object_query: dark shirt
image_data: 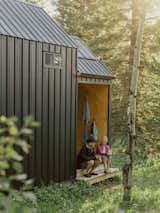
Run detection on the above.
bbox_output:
[77,144,96,167]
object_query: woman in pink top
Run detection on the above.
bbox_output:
[97,136,111,173]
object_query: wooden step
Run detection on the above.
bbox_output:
[76,164,105,177]
[76,166,120,184]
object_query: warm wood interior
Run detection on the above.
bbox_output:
[77,83,109,154]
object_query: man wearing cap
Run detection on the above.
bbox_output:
[77,136,101,178]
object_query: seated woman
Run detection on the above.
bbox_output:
[77,136,101,178]
[97,136,111,173]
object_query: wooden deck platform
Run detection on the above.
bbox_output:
[76,165,120,184]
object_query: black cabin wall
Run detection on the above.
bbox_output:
[0,35,77,183]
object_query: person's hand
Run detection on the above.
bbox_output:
[108,150,112,155]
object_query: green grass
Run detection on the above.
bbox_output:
[25,155,160,213]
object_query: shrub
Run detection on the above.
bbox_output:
[0,115,39,213]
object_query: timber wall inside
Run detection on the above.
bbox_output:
[0,35,77,183]
[77,84,108,154]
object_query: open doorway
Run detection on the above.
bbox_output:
[77,83,109,154]
[76,82,120,184]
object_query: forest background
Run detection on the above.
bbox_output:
[27,0,160,158]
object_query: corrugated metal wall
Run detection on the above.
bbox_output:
[0,35,77,183]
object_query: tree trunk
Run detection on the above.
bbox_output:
[123,1,145,201]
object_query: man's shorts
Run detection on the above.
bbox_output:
[79,161,88,169]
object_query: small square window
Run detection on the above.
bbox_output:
[54,53,62,67]
[44,52,62,69]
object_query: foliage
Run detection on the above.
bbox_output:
[0,116,39,213]
[54,0,160,157]
[0,191,36,213]
[25,155,160,213]
[135,19,160,157]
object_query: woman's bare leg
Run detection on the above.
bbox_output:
[107,157,111,170]
[103,160,108,173]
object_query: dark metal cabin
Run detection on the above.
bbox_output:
[0,0,77,183]
[70,36,113,155]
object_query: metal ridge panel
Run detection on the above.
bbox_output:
[70,36,97,60]
[78,58,112,77]
[70,35,112,77]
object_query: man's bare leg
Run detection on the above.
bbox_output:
[88,159,100,174]
[86,160,94,174]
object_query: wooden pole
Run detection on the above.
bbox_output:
[123,1,145,201]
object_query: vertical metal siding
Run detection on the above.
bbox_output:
[35,42,43,182]
[59,46,66,181]
[65,47,72,179]
[0,37,2,115]
[0,35,77,183]
[29,41,36,178]
[42,43,49,182]
[70,48,77,178]
[22,39,29,173]
[48,44,55,181]
[54,45,61,182]
[7,37,15,116]
[0,37,1,114]
[15,38,22,122]
[22,39,29,117]
[1,36,7,115]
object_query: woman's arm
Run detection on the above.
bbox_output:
[96,145,101,155]
[106,145,110,155]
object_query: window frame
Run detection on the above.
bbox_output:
[43,52,62,69]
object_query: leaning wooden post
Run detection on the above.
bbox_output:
[123,6,145,201]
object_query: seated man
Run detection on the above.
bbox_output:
[77,136,101,178]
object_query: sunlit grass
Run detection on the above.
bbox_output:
[24,155,160,213]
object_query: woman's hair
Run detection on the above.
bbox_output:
[102,136,108,143]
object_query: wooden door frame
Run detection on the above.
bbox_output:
[76,78,112,149]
